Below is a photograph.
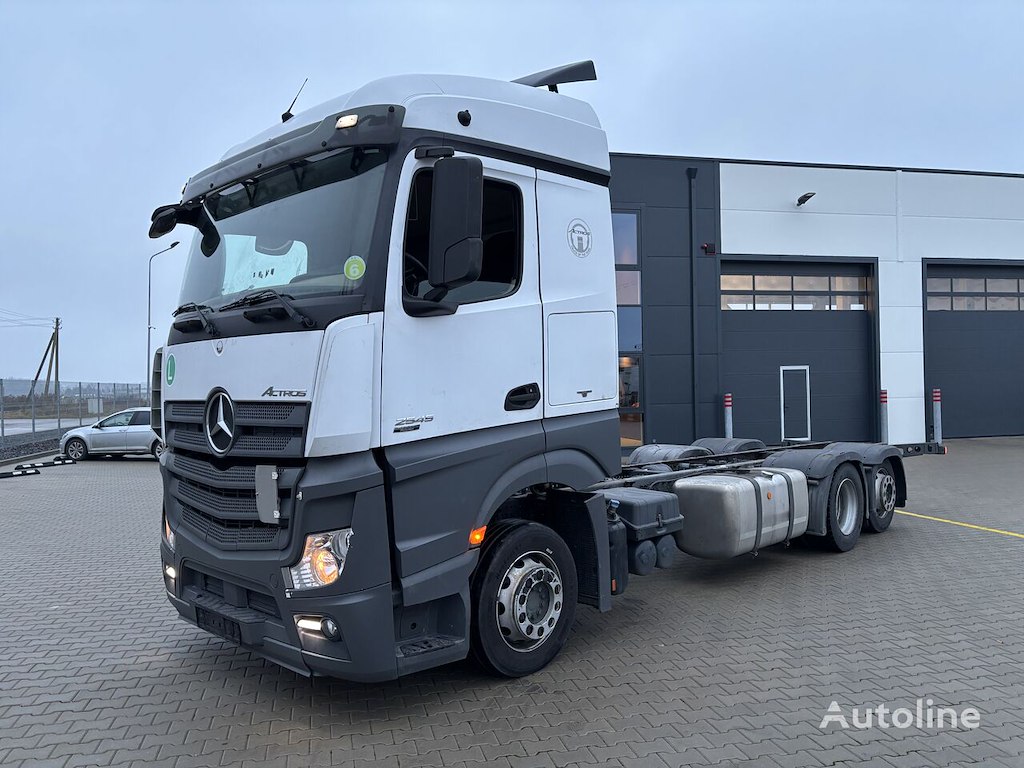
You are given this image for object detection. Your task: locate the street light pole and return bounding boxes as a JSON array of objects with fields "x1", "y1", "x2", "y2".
[{"x1": 147, "y1": 240, "x2": 180, "y2": 402}]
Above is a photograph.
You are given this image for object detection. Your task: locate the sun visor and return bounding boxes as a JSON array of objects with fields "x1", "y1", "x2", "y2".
[{"x1": 182, "y1": 104, "x2": 405, "y2": 203}]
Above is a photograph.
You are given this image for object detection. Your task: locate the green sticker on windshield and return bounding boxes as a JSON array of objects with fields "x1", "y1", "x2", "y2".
[
  {"x1": 165, "y1": 354, "x2": 176, "y2": 386},
  {"x1": 344, "y1": 255, "x2": 366, "y2": 281}
]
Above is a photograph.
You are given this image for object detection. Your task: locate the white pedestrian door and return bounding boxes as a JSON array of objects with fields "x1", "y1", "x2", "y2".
[
  {"x1": 381, "y1": 155, "x2": 541, "y2": 445},
  {"x1": 780, "y1": 365, "x2": 811, "y2": 442}
]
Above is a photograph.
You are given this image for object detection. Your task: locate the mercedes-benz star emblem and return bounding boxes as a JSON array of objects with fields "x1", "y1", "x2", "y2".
[{"x1": 205, "y1": 391, "x2": 235, "y2": 455}]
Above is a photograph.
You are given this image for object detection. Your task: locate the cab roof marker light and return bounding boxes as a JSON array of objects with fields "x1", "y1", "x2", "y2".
[{"x1": 335, "y1": 114, "x2": 358, "y2": 129}]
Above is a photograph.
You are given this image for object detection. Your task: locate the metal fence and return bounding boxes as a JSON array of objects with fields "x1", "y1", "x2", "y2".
[{"x1": 0, "y1": 379, "x2": 148, "y2": 447}]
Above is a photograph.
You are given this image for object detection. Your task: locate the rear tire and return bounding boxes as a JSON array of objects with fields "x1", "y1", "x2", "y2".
[
  {"x1": 65, "y1": 438, "x2": 88, "y2": 461},
  {"x1": 151, "y1": 440, "x2": 165, "y2": 459},
  {"x1": 470, "y1": 521, "x2": 577, "y2": 678},
  {"x1": 864, "y1": 459, "x2": 897, "y2": 533},
  {"x1": 823, "y1": 463, "x2": 864, "y2": 552}
]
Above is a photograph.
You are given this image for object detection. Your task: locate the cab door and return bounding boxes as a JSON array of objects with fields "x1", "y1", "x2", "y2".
[{"x1": 380, "y1": 154, "x2": 541, "y2": 445}]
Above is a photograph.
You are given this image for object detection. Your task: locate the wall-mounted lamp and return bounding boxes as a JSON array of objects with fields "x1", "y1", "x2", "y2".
[{"x1": 796, "y1": 192, "x2": 816, "y2": 207}]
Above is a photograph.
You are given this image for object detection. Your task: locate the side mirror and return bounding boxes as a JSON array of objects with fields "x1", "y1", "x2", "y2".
[
  {"x1": 149, "y1": 205, "x2": 178, "y2": 239},
  {"x1": 149, "y1": 203, "x2": 221, "y2": 256},
  {"x1": 93, "y1": 423, "x2": 104, "y2": 429},
  {"x1": 427, "y1": 156, "x2": 483, "y2": 292}
]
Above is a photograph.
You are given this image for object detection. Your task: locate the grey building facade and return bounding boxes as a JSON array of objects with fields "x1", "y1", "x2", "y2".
[{"x1": 610, "y1": 153, "x2": 1024, "y2": 449}]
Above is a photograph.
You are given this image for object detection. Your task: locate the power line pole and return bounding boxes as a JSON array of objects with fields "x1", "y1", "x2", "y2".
[{"x1": 55, "y1": 317, "x2": 61, "y2": 429}]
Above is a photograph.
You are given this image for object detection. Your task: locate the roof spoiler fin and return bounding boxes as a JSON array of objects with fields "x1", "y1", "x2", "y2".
[{"x1": 512, "y1": 60, "x2": 596, "y2": 93}]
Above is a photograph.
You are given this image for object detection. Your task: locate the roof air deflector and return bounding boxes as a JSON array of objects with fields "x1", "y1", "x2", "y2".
[{"x1": 513, "y1": 60, "x2": 596, "y2": 93}]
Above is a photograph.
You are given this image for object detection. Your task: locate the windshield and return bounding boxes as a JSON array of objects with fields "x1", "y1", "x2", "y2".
[{"x1": 178, "y1": 146, "x2": 388, "y2": 307}]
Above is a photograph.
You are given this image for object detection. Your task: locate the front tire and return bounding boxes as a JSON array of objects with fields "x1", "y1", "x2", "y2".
[
  {"x1": 151, "y1": 440, "x2": 165, "y2": 459},
  {"x1": 65, "y1": 438, "x2": 88, "y2": 461},
  {"x1": 470, "y1": 521, "x2": 577, "y2": 678},
  {"x1": 823, "y1": 463, "x2": 864, "y2": 552}
]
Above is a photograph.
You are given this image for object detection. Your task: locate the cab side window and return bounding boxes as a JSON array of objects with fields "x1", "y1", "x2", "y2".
[{"x1": 403, "y1": 169, "x2": 522, "y2": 305}]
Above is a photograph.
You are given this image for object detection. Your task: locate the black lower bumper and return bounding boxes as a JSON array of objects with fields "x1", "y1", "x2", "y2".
[{"x1": 166, "y1": 577, "x2": 399, "y2": 682}]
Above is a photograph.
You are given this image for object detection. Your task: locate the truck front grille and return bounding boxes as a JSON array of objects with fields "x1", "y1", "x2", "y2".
[
  {"x1": 177, "y1": 478, "x2": 258, "y2": 518},
  {"x1": 181, "y1": 503, "x2": 282, "y2": 550},
  {"x1": 163, "y1": 399, "x2": 306, "y2": 551},
  {"x1": 163, "y1": 400, "x2": 308, "y2": 459},
  {"x1": 173, "y1": 453, "x2": 256, "y2": 486}
]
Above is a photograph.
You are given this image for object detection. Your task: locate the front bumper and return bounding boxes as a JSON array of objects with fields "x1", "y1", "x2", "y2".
[
  {"x1": 164, "y1": 561, "x2": 397, "y2": 681},
  {"x1": 160, "y1": 450, "x2": 401, "y2": 682}
]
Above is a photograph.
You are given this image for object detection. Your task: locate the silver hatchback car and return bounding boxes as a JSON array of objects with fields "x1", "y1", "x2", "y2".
[{"x1": 60, "y1": 407, "x2": 163, "y2": 460}]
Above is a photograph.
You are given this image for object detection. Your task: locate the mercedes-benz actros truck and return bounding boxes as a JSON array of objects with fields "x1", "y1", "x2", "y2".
[{"x1": 150, "y1": 61, "x2": 932, "y2": 682}]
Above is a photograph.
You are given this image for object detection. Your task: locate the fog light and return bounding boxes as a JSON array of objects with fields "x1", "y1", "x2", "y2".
[
  {"x1": 321, "y1": 617, "x2": 341, "y2": 641},
  {"x1": 164, "y1": 564, "x2": 177, "y2": 579},
  {"x1": 296, "y1": 617, "x2": 323, "y2": 633}
]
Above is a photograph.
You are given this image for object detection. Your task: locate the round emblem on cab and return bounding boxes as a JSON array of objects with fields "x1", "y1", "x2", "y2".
[{"x1": 567, "y1": 219, "x2": 592, "y2": 258}]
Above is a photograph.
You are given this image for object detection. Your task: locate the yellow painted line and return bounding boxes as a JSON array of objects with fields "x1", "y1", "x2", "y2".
[{"x1": 896, "y1": 509, "x2": 1024, "y2": 540}]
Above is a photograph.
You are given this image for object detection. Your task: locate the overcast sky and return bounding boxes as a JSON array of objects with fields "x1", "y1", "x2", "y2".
[{"x1": 1, "y1": 0, "x2": 1022, "y2": 383}]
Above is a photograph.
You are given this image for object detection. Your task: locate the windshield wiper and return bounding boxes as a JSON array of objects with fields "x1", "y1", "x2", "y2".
[
  {"x1": 172, "y1": 302, "x2": 219, "y2": 336},
  {"x1": 218, "y1": 289, "x2": 316, "y2": 329}
]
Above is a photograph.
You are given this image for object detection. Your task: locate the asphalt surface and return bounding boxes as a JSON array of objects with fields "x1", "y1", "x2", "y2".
[{"x1": 0, "y1": 441, "x2": 1022, "y2": 767}]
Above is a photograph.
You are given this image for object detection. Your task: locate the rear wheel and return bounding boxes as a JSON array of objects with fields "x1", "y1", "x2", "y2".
[
  {"x1": 65, "y1": 438, "x2": 88, "y2": 461},
  {"x1": 470, "y1": 521, "x2": 577, "y2": 677},
  {"x1": 151, "y1": 440, "x2": 165, "y2": 459},
  {"x1": 865, "y1": 459, "x2": 897, "y2": 533},
  {"x1": 823, "y1": 463, "x2": 864, "y2": 552}
]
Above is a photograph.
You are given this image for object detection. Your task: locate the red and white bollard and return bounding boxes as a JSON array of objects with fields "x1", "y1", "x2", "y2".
[
  {"x1": 932, "y1": 388, "x2": 942, "y2": 445},
  {"x1": 724, "y1": 392, "x2": 734, "y2": 439},
  {"x1": 879, "y1": 389, "x2": 889, "y2": 445}
]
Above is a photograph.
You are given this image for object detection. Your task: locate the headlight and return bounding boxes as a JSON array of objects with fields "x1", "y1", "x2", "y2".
[
  {"x1": 163, "y1": 514, "x2": 175, "y2": 550},
  {"x1": 287, "y1": 529, "x2": 353, "y2": 591}
]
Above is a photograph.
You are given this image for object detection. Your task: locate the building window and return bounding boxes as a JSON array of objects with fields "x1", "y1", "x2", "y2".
[
  {"x1": 721, "y1": 271, "x2": 869, "y2": 311},
  {"x1": 612, "y1": 212, "x2": 638, "y2": 265},
  {"x1": 619, "y1": 355, "x2": 643, "y2": 448},
  {"x1": 614, "y1": 211, "x2": 642, "y2": 448},
  {"x1": 927, "y1": 272, "x2": 1024, "y2": 311},
  {"x1": 616, "y1": 271, "x2": 641, "y2": 305}
]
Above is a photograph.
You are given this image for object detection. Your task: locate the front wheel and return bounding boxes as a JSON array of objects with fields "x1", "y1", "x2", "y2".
[
  {"x1": 470, "y1": 521, "x2": 578, "y2": 678},
  {"x1": 151, "y1": 440, "x2": 165, "y2": 459},
  {"x1": 65, "y1": 438, "x2": 88, "y2": 461},
  {"x1": 823, "y1": 463, "x2": 864, "y2": 552}
]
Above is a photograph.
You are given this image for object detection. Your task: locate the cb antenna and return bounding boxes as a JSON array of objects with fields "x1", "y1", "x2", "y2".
[{"x1": 281, "y1": 78, "x2": 309, "y2": 123}]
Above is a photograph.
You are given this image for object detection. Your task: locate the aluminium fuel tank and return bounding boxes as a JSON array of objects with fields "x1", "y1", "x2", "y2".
[{"x1": 672, "y1": 468, "x2": 809, "y2": 559}]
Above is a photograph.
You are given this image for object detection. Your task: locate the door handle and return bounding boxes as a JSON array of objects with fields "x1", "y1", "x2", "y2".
[{"x1": 505, "y1": 383, "x2": 541, "y2": 411}]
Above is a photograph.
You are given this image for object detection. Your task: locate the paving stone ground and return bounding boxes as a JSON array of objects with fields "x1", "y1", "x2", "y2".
[{"x1": 0, "y1": 439, "x2": 1022, "y2": 767}]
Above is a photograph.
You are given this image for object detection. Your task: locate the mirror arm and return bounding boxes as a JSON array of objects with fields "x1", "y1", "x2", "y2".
[
  {"x1": 149, "y1": 202, "x2": 221, "y2": 255},
  {"x1": 423, "y1": 285, "x2": 449, "y2": 302},
  {"x1": 403, "y1": 295, "x2": 457, "y2": 317}
]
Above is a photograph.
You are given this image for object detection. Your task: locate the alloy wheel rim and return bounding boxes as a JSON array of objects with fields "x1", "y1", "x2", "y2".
[
  {"x1": 495, "y1": 551, "x2": 563, "y2": 653},
  {"x1": 875, "y1": 471, "x2": 897, "y2": 519},
  {"x1": 836, "y1": 477, "x2": 859, "y2": 536}
]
